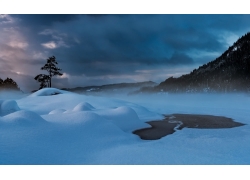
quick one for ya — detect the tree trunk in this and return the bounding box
[49,64,52,87]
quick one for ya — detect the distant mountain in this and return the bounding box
[62,81,157,95]
[138,32,250,94]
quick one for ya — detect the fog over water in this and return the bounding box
[112,92,250,121]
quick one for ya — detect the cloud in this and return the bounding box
[0,14,15,24]
[167,52,194,65]
[41,41,57,49]
[11,14,80,27]
[46,15,232,66]
[39,29,70,49]
[2,14,250,92]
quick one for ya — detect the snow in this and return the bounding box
[72,102,95,111]
[29,88,72,97]
[0,88,250,165]
[233,46,238,51]
[86,88,99,92]
[0,100,20,116]
[49,109,66,114]
[96,106,151,132]
[1,110,47,126]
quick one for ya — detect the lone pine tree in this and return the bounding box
[34,74,50,89]
[35,56,63,89]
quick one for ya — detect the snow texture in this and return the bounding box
[1,110,46,126]
[29,88,72,97]
[0,100,20,116]
[72,102,95,111]
[0,88,250,165]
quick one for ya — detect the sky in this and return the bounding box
[1,14,250,92]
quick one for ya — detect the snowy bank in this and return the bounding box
[0,88,249,164]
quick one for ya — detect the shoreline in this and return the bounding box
[133,114,245,140]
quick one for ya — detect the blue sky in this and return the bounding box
[1,14,250,92]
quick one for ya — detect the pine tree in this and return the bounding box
[0,78,3,86]
[35,56,63,88]
[1,77,19,90]
[34,74,50,89]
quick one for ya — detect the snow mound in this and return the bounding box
[29,88,72,97]
[1,110,47,126]
[72,102,95,112]
[0,100,20,116]
[97,106,151,132]
[49,109,66,114]
[45,111,103,126]
[128,105,164,122]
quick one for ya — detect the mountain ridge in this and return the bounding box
[137,32,250,94]
[62,81,157,95]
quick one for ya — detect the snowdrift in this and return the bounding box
[72,102,95,111]
[45,111,103,125]
[46,104,150,132]
[49,109,66,114]
[22,88,154,132]
[97,106,151,132]
[0,100,20,116]
[29,88,72,97]
[1,110,47,126]
[1,88,249,165]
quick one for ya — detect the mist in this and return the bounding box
[104,92,250,119]
[0,90,28,100]
[1,13,250,166]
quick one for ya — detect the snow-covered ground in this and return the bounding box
[0,88,250,165]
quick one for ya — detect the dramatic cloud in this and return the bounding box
[167,52,194,65]
[1,14,250,92]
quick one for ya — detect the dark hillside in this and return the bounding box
[155,32,250,93]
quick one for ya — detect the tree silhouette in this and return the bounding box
[34,74,50,89]
[35,56,63,88]
[0,78,3,86]
[0,77,19,90]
